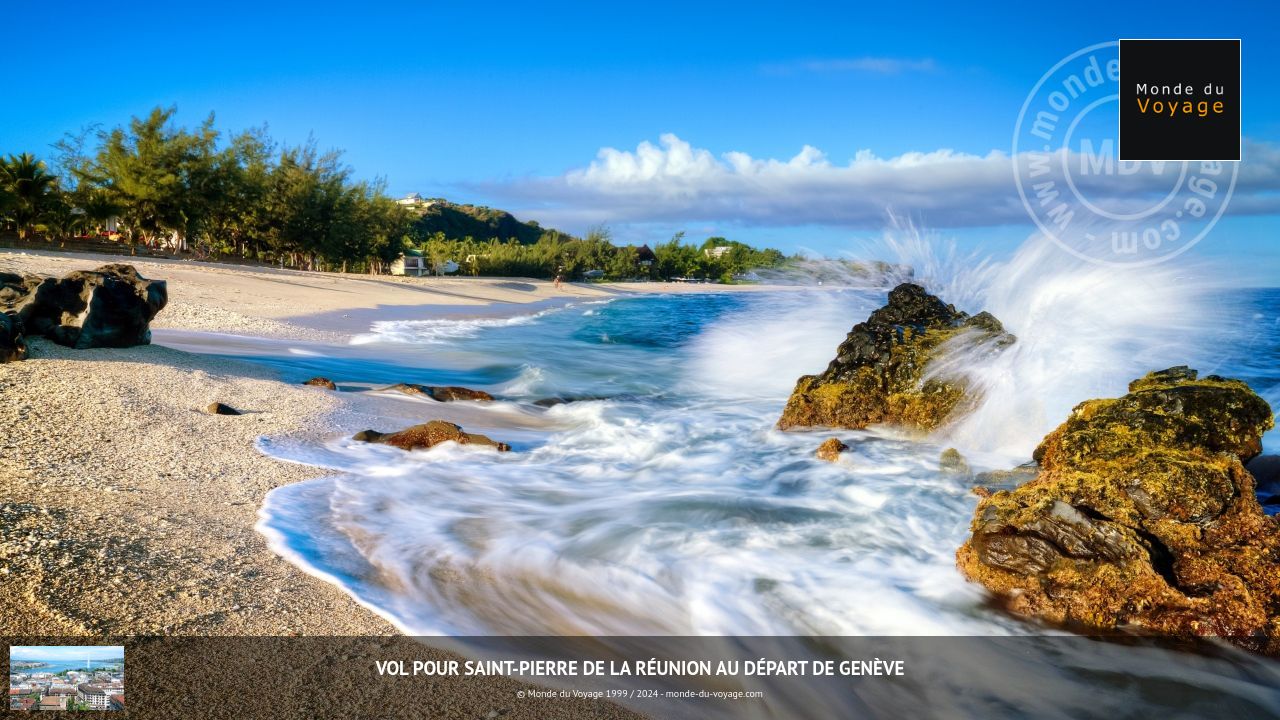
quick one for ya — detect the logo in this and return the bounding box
[1119,39,1241,161]
[1013,41,1238,266]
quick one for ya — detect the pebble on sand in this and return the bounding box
[207,402,242,416]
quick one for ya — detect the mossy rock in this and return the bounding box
[354,420,510,452]
[816,437,849,462]
[940,448,971,475]
[777,283,1013,431]
[383,383,495,402]
[957,367,1280,654]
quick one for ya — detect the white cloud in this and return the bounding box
[762,57,939,75]
[10,645,124,662]
[477,135,1280,232]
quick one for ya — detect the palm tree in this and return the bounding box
[40,193,85,242]
[78,187,123,236]
[0,153,58,239]
[0,179,14,229]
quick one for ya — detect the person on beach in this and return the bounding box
[554,266,564,290]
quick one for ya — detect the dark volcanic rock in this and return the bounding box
[303,377,338,390]
[957,367,1280,654]
[0,312,27,363]
[533,395,613,408]
[384,383,494,402]
[353,420,510,452]
[207,402,242,416]
[0,272,37,305]
[4,264,167,349]
[777,283,1013,431]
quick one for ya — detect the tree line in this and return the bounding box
[416,229,788,282]
[0,106,792,279]
[1,107,413,272]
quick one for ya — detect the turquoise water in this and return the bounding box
[10,659,122,674]
[152,250,1280,717]
[242,285,1280,640]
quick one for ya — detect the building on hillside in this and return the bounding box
[390,249,428,277]
[396,193,438,209]
[704,246,731,259]
[39,695,67,710]
[109,695,126,711]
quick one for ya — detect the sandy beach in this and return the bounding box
[0,250,733,717]
[1,247,795,637]
[0,249,793,341]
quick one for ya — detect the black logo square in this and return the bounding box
[1119,39,1240,161]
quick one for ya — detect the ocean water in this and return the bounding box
[9,658,123,674]
[249,285,1280,635]
[255,289,1008,637]
[167,239,1280,717]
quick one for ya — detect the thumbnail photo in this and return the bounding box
[8,646,125,712]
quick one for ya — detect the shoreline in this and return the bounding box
[0,248,822,342]
[4,251,1280,717]
[0,250,656,717]
[0,250,628,630]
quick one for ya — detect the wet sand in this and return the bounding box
[0,250,664,718]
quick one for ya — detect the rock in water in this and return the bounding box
[353,420,510,452]
[5,264,167,349]
[939,448,971,475]
[428,385,495,402]
[777,283,1013,431]
[816,437,849,462]
[957,367,1280,654]
[303,377,338,390]
[383,383,495,402]
[0,312,26,363]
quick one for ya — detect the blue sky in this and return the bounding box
[4,1,1278,276]
[10,646,124,662]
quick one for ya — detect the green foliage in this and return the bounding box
[2,106,788,278]
[413,201,545,245]
[415,228,789,281]
[90,109,407,269]
[0,106,413,272]
[0,152,59,238]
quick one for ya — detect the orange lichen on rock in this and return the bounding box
[816,437,849,462]
[957,366,1280,654]
[777,283,1013,432]
[353,420,511,452]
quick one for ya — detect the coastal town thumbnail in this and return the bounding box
[8,646,125,712]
